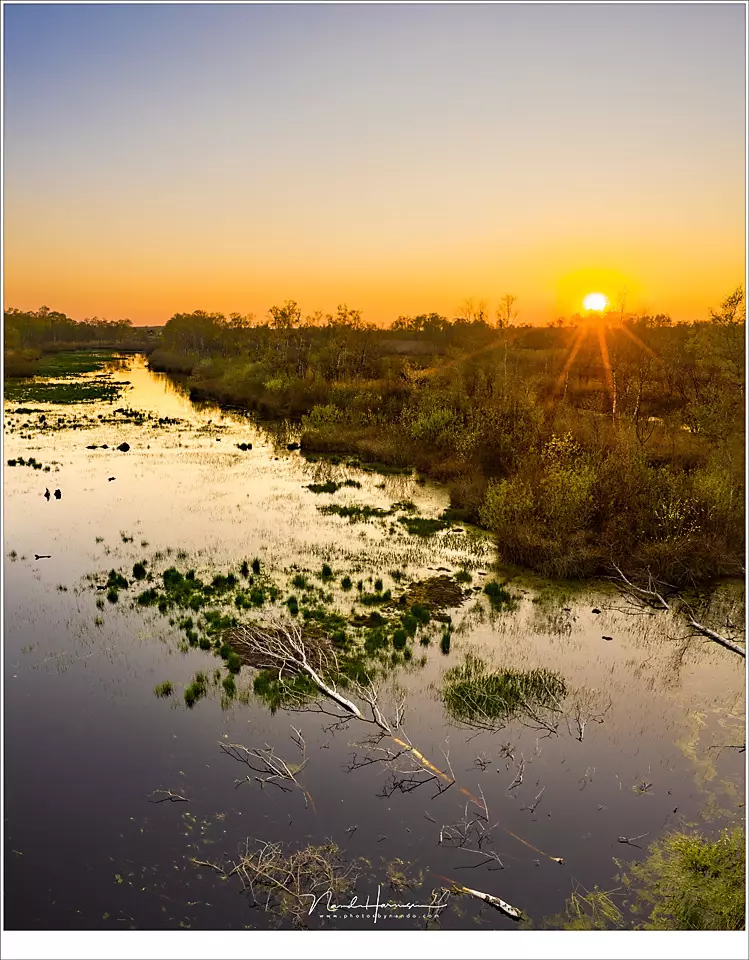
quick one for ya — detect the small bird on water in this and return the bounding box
[108,477,116,482]
[34,554,52,560]
[44,488,51,500]
[53,489,62,499]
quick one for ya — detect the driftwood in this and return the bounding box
[433,873,523,921]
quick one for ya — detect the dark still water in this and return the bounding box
[3,355,745,931]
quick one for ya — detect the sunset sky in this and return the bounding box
[3,3,746,326]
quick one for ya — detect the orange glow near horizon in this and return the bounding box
[3,5,744,327]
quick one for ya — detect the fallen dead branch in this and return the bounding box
[610,564,672,610]
[433,873,523,921]
[148,789,189,803]
[220,740,311,802]
[191,839,361,926]
[224,615,565,864]
[610,566,745,659]
[684,616,746,658]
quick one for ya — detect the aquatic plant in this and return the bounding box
[627,825,745,930]
[154,681,174,698]
[132,561,147,580]
[397,516,449,537]
[483,580,519,611]
[318,504,391,522]
[442,654,567,729]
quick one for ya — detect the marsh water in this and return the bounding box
[4,355,745,930]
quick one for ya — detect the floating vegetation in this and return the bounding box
[400,576,465,614]
[35,351,117,377]
[6,456,51,470]
[306,479,361,494]
[107,570,129,589]
[391,500,418,513]
[132,561,147,580]
[442,654,567,729]
[318,503,391,522]
[398,516,449,537]
[184,672,209,707]
[4,378,128,405]
[154,681,174,698]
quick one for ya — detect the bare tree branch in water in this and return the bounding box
[610,564,673,611]
[191,839,362,926]
[224,615,565,865]
[219,740,311,804]
[610,567,745,658]
[148,789,189,803]
[438,797,505,871]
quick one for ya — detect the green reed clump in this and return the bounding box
[132,561,147,580]
[107,569,129,590]
[341,575,353,590]
[483,580,519,611]
[184,673,208,707]
[286,595,299,616]
[318,503,391,522]
[397,516,448,537]
[442,654,566,727]
[154,681,174,698]
[137,587,160,605]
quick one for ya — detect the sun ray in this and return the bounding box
[617,322,658,359]
[555,326,588,392]
[596,325,616,400]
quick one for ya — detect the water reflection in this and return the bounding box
[3,354,744,931]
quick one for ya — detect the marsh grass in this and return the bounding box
[397,516,449,537]
[154,681,174,698]
[442,653,567,728]
[551,826,745,931]
[483,580,519,611]
[4,378,127,404]
[626,826,745,930]
[318,504,391,522]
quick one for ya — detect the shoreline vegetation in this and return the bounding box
[5,293,745,585]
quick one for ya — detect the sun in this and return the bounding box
[583,292,608,312]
